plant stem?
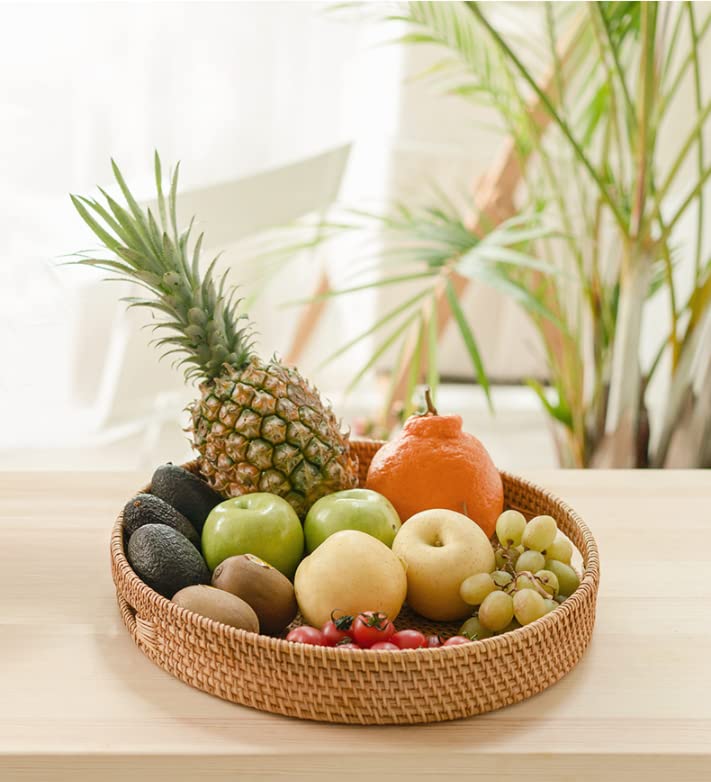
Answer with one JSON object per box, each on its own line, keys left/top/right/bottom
{"left": 545, "top": 2, "right": 592, "bottom": 242}
{"left": 630, "top": 2, "right": 658, "bottom": 243}
{"left": 593, "top": 1, "right": 636, "bottom": 136}
{"left": 657, "top": 98, "right": 711, "bottom": 202}
{"left": 654, "top": 208, "right": 681, "bottom": 367}
{"left": 466, "top": 1, "right": 629, "bottom": 234}
{"left": 664, "top": 162, "right": 711, "bottom": 238}
{"left": 659, "top": 10, "right": 711, "bottom": 111}
{"left": 687, "top": 2, "right": 706, "bottom": 288}
{"left": 660, "top": 2, "right": 685, "bottom": 89}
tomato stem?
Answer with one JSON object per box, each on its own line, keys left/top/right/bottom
{"left": 331, "top": 610, "right": 354, "bottom": 631}
{"left": 358, "top": 611, "right": 389, "bottom": 629}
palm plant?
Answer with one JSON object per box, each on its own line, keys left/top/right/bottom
{"left": 310, "top": 1, "right": 711, "bottom": 468}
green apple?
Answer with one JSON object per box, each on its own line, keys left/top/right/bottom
{"left": 202, "top": 493, "right": 304, "bottom": 578}
{"left": 303, "top": 489, "right": 401, "bottom": 553}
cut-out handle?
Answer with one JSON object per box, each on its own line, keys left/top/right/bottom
{"left": 118, "top": 594, "right": 157, "bottom": 651}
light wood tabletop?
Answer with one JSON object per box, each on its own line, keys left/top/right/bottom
{"left": 1, "top": 469, "right": 710, "bottom": 781}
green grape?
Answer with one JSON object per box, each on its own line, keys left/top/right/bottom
{"left": 495, "top": 544, "right": 524, "bottom": 569}
{"left": 514, "top": 573, "right": 538, "bottom": 591}
{"left": 555, "top": 594, "right": 567, "bottom": 604}
{"left": 492, "top": 570, "right": 513, "bottom": 588}
{"left": 515, "top": 550, "right": 545, "bottom": 573}
{"left": 547, "top": 532, "right": 573, "bottom": 564}
{"left": 545, "top": 560, "right": 580, "bottom": 597}
{"left": 495, "top": 510, "right": 526, "bottom": 547}
{"left": 478, "top": 591, "right": 515, "bottom": 632}
{"left": 543, "top": 598, "right": 557, "bottom": 613}
{"left": 510, "top": 544, "right": 524, "bottom": 568}
{"left": 498, "top": 619, "right": 522, "bottom": 634}
{"left": 459, "top": 616, "right": 494, "bottom": 640}
{"left": 522, "top": 515, "right": 558, "bottom": 552}
{"left": 513, "top": 589, "right": 548, "bottom": 625}
{"left": 534, "top": 569, "right": 559, "bottom": 596}
{"left": 460, "top": 573, "right": 497, "bottom": 605}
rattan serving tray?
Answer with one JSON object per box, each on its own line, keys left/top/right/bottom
{"left": 111, "top": 439, "right": 600, "bottom": 725}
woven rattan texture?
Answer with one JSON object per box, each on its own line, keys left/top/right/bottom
{"left": 111, "top": 439, "right": 600, "bottom": 724}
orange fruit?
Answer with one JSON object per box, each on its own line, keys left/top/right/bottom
{"left": 365, "top": 391, "right": 503, "bottom": 538}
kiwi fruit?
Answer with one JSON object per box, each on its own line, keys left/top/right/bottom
{"left": 172, "top": 585, "right": 259, "bottom": 633}
{"left": 212, "top": 554, "right": 297, "bottom": 635}
{"left": 150, "top": 463, "right": 223, "bottom": 533}
{"left": 123, "top": 493, "right": 200, "bottom": 548}
{"left": 127, "top": 524, "right": 210, "bottom": 598}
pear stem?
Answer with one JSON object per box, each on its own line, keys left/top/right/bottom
{"left": 424, "top": 386, "right": 438, "bottom": 416}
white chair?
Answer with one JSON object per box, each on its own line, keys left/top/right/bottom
{"left": 65, "top": 144, "right": 352, "bottom": 468}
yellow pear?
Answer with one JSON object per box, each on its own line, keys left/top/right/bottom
{"left": 294, "top": 530, "right": 407, "bottom": 627}
{"left": 393, "top": 509, "right": 495, "bottom": 621}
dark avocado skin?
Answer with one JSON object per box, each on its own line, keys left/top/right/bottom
{"left": 149, "top": 464, "right": 223, "bottom": 533}
{"left": 127, "top": 524, "right": 210, "bottom": 598}
{"left": 123, "top": 493, "right": 200, "bottom": 548}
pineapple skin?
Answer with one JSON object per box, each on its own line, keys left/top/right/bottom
{"left": 191, "top": 357, "right": 358, "bottom": 518}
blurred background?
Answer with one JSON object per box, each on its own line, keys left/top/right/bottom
{"left": 1, "top": 1, "right": 710, "bottom": 473}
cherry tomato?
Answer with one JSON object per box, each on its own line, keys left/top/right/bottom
{"left": 426, "top": 634, "right": 442, "bottom": 648}
{"left": 391, "top": 629, "right": 427, "bottom": 649}
{"left": 350, "top": 611, "right": 395, "bottom": 648}
{"left": 321, "top": 620, "right": 352, "bottom": 647}
{"left": 334, "top": 638, "right": 358, "bottom": 649}
{"left": 286, "top": 626, "right": 327, "bottom": 646}
{"left": 443, "top": 635, "right": 471, "bottom": 646}
{"left": 370, "top": 641, "right": 399, "bottom": 651}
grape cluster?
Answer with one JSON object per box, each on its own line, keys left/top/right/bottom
{"left": 459, "top": 510, "right": 580, "bottom": 639}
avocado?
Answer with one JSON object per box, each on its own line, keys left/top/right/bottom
{"left": 172, "top": 585, "right": 260, "bottom": 633}
{"left": 212, "top": 554, "right": 297, "bottom": 635}
{"left": 127, "top": 524, "right": 210, "bottom": 598}
{"left": 149, "top": 464, "right": 223, "bottom": 533}
{"left": 123, "top": 493, "right": 200, "bottom": 548}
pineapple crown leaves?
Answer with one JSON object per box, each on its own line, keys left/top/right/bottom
{"left": 69, "top": 152, "right": 255, "bottom": 382}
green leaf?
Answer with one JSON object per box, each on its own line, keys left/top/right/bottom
{"left": 70, "top": 195, "right": 121, "bottom": 252}
{"left": 97, "top": 188, "right": 159, "bottom": 268}
{"left": 110, "top": 159, "right": 160, "bottom": 256}
{"left": 466, "top": 1, "right": 629, "bottom": 233}
{"left": 154, "top": 151, "right": 168, "bottom": 231}
{"left": 169, "top": 161, "right": 181, "bottom": 245}
{"left": 526, "top": 378, "right": 573, "bottom": 429}
{"left": 426, "top": 294, "right": 439, "bottom": 398}
{"left": 402, "top": 316, "right": 424, "bottom": 418}
{"left": 318, "top": 288, "right": 430, "bottom": 369}
{"left": 459, "top": 244, "right": 565, "bottom": 278}
{"left": 346, "top": 309, "right": 421, "bottom": 394}
{"left": 445, "top": 278, "right": 492, "bottom": 411}
{"left": 465, "top": 261, "right": 569, "bottom": 333}
{"left": 285, "top": 271, "right": 436, "bottom": 306}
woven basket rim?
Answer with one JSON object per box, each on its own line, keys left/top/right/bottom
{"left": 111, "top": 446, "right": 600, "bottom": 659}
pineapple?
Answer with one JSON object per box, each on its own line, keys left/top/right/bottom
{"left": 72, "top": 155, "right": 358, "bottom": 517}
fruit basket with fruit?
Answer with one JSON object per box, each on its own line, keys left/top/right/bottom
{"left": 78, "top": 158, "right": 600, "bottom": 725}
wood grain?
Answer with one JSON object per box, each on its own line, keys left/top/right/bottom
{"left": 1, "top": 470, "right": 710, "bottom": 780}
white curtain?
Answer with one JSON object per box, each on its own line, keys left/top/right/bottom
{"left": 0, "top": 1, "right": 401, "bottom": 451}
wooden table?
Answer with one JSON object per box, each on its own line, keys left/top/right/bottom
{"left": 1, "top": 470, "right": 710, "bottom": 781}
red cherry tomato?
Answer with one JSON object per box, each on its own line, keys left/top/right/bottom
{"left": 321, "top": 620, "right": 352, "bottom": 647}
{"left": 370, "top": 641, "right": 400, "bottom": 651}
{"left": 443, "top": 635, "right": 471, "bottom": 646}
{"left": 426, "top": 635, "right": 442, "bottom": 648}
{"left": 391, "top": 629, "right": 427, "bottom": 649}
{"left": 286, "top": 626, "right": 327, "bottom": 646}
{"left": 334, "top": 638, "right": 358, "bottom": 648}
{"left": 350, "top": 611, "right": 395, "bottom": 648}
